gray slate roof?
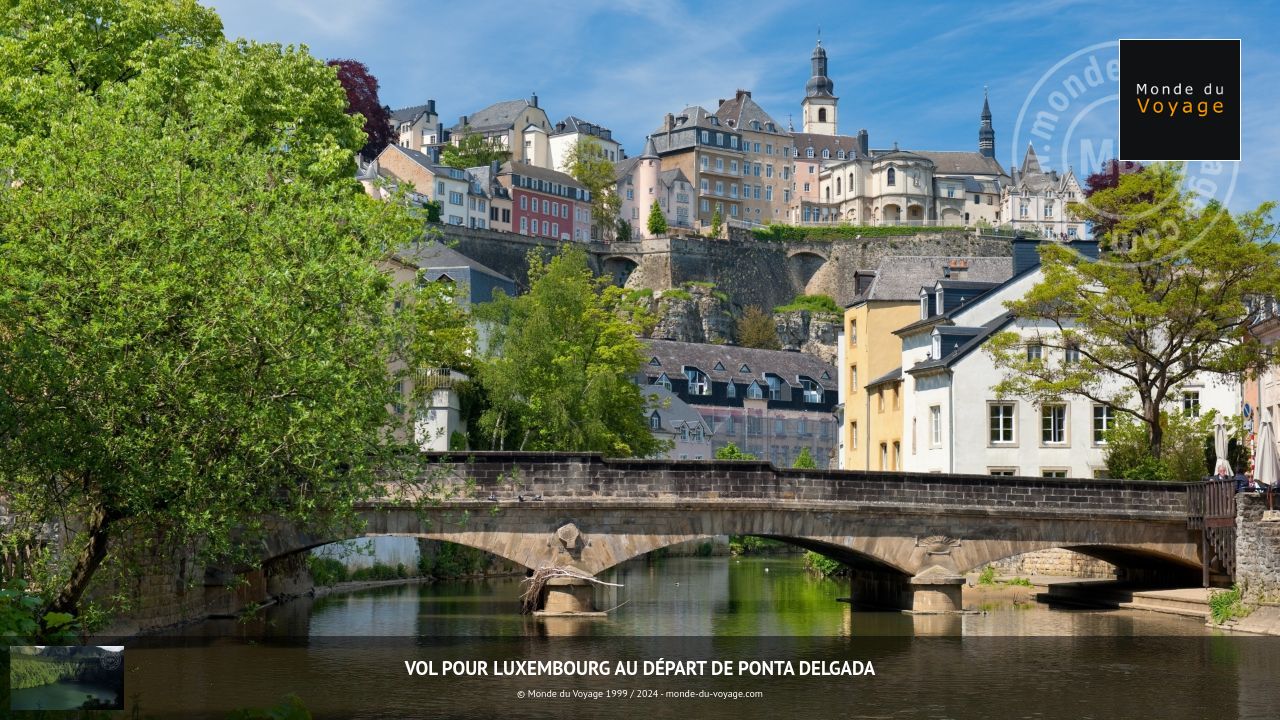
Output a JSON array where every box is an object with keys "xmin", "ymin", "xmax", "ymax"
[
  {"xmin": 914, "ymin": 150, "xmax": 1007, "ymax": 177},
  {"xmin": 714, "ymin": 92, "xmax": 787, "ymax": 136},
  {"xmin": 390, "ymin": 103, "xmax": 436, "ymax": 125},
  {"xmin": 860, "ymin": 256, "xmax": 1013, "ymax": 302},
  {"xmin": 641, "ymin": 339, "xmax": 836, "ymax": 386},
  {"xmin": 793, "ymin": 132, "xmax": 865, "ymax": 161},
  {"xmin": 502, "ymin": 160, "xmax": 587, "ymax": 191},
  {"xmin": 865, "ymin": 366, "xmax": 902, "ymax": 389},
  {"xmin": 451, "ymin": 99, "xmax": 534, "ymax": 134},
  {"xmin": 641, "ymin": 385, "xmax": 712, "ymax": 434},
  {"xmin": 907, "ymin": 313, "xmax": 1016, "ymax": 374},
  {"xmin": 393, "ymin": 241, "xmax": 514, "ymax": 284},
  {"xmin": 552, "ymin": 116, "xmax": 614, "ymax": 140}
]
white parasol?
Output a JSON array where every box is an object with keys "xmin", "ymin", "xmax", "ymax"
[
  {"xmin": 1255, "ymin": 421, "xmax": 1278, "ymax": 489},
  {"xmin": 1213, "ymin": 417, "xmax": 1233, "ymax": 477}
]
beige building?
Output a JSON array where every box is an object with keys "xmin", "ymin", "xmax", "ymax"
[
  {"xmin": 1003, "ymin": 145, "xmax": 1087, "ymax": 239},
  {"xmin": 714, "ymin": 89, "xmax": 795, "ymax": 226},
  {"xmin": 649, "ymin": 106, "xmax": 746, "ymax": 230},
  {"xmin": 448, "ymin": 95, "xmax": 553, "ymax": 170},
  {"xmin": 390, "ymin": 100, "xmax": 443, "ymax": 154},
  {"xmin": 615, "ymin": 137, "xmax": 694, "ymax": 237}
]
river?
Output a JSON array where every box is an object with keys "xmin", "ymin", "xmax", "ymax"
[{"xmin": 117, "ymin": 556, "xmax": 1280, "ymax": 719}]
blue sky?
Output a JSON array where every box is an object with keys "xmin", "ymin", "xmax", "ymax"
[{"xmin": 208, "ymin": 0, "xmax": 1278, "ymax": 212}]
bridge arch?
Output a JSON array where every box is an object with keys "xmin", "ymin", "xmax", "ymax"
[
  {"xmin": 601, "ymin": 255, "xmax": 640, "ymax": 286},
  {"xmin": 785, "ymin": 250, "xmax": 829, "ymax": 293}
]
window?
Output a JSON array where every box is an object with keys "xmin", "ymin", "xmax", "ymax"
[
  {"xmin": 731, "ymin": 160, "xmax": 738, "ymax": 173},
  {"xmin": 887, "ymin": 167, "xmax": 896, "ymax": 186},
  {"xmin": 655, "ymin": 373, "xmax": 672, "ymax": 391},
  {"xmin": 747, "ymin": 381, "xmax": 764, "ymax": 400},
  {"xmin": 1183, "ymin": 390, "xmax": 1200, "ymax": 417},
  {"xmin": 803, "ymin": 182, "xmax": 811, "ymax": 192},
  {"xmin": 542, "ymin": 200, "xmax": 550, "ymax": 214},
  {"xmin": 726, "ymin": 382, "xmax": 736, "ymax": 398},
  {"xmin": 822, "ymin": 148, "xmax": 830, "ymax": 159},
  {"xmin": 1026, "ymin": 343, "xmax": 1042, "ymax": 361},
  {"xmin": 879, "ymin": 443, "xmax": 888, "ymax": 470},
  {"xmin": 730, "ymin": 205, "xmax": 738, "ymax": 217},
  {"xmin": 520, "ymin": 217, "xmax": 528, "ymax": 233},
  {"xmin": 1045, "ymin": 201, "xmax": 1055, "ymax": 218},
  {"xmin": 1065, "ymin": 343, "xmax": 1081, "ymax": 364},
  {"xmin": 701, "ymin": 156, "xmax": 709, "ymax": 171},
  {"xmin": 990, "ymin": 403, "xmax": 1016, "ymax": 444},
  {"xmin": 715, "ymin": 181, "xmax": 724, "ymax": 195},
  {"xmin": 701, "ymin": 130, "xmax": 709, "ymax": 143},
  {"xmin": 946, "ymin": 185, "xmax": 955, "ymax": 198},
  {"xmin": 989, "ymin": 468, "xmax": 1017, "ymax": 476},
  {"xmin": 765, "ymin": 375, "xmax": 783, "ymax": 400},
  {"xmin": 892, "ymin": 441, "xmax": 901, "ymax": 470},
  {"xmin": 929, "ymin": 406, "xmax": 942, "ymax": 446},
  {"xmin": 806, "ymin": 147, "xmax": 815, "ymax": 158},
  {"xmin": 818, "ymin": 108, "xmax": 827, "ymax": 122},
  {"xmin": 774, "ymin": 419, "xmax": 786, "ymax": 436},
  {"xmin": 1041, "ymin": 404, "xmax": 1067, "ymax": 444},
  {"xmin": 650, "ymin": 412, "xmax": 661, "ymax": 430},
  {"xmin": 685, "ymin": 367, "xmax": 710, "ymax": 396},
  {"xmin": 1042, "ymin": 469, "xmax": 1068, "ymax": 478},
  {"xmin": 800, "ymin": 378, "xmax": 823, "ymax": 403},
  {"xmin": 851, "ymin": 421, "xmax": 858, "ymax": 449},
  {"xmin": 1093, "ymin": 404, "xmax": 1114, "ymax": 444},
  {"xmin": 541, "ymin": 220, "xmax": 549, "ymax": 235},
  {"xmin": 716, "ymin": 158, "xmax": 724, "ymax": 171},
  {"xmin": 701, "ymin": 199, "xmax": 709, "ymax": 212},
  {"xmin": 436, "ymin": 180, "xmax": 445, "ymax": 195}
]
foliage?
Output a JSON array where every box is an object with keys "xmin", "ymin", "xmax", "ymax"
[
  {"xmin": 349, "ymin": 563, "xmax": 408, "ymax": 582},
  {"xmin": 1083, "ymin": 159, "xmax": 1147, "ymax": 236},
  {"xmin": 403, "ymin": 274, "xmax": 478, "ymax": 379},
  {"xmin": 728, "ymin": 536, "xmax": 789, "ymax": 555},
  {"xmin": 473, "ymin": 247, "xmax": 663, "ymax": 456},
  {"xmin": 0, "ymin": 0, "xmax": 423, "ymax": 616},
  {"xmin": 327, "ymin": 59, "xmax": 392, "ymax": 162},
  {"xmin": 661, "ymin": 288, "xmax": 693, "ymax": 301},
  {"xmin": 987, "ymin": 165, "xmax": 1280, "ymax": 459},
  {"xmin": 647, "ymin": 200, "xmax": 668, "ymax": 236},
  {"xmin": 615, "ymin": 215, "xmax": 633, "ymax": 242},
  {"xmin": 226, "ymin": 694, "xmax": 313, "ymax": 720},
  {"xmin": 792, "ymin": 447, "xmax": 818, "ymax": 469},
  {"xmin": 422, "ymin": 199, "xmax": 443, "ymax": 223},
  {"xmin": 710, "ymin": 207, "xmax": 723, "ymax": 238},
  {"xmin": 803, "ymin": 551, "xmax": 846, "ymax": 577},
  {"xmin": 306, "ymin": 556, "xmax": 348, "ymax": 587},
  {"xmin": 736, "ymin": 306, "xmax": 780, "ymax": 350},
  {"xmin": 1005, "ymin": 576, "xmax": 1033, "ymax": 587},
  {"xmin": 774, "ymin": 294, "xmax": 841, "ymax": 315},
  {"xmin": 1103, "ymin": 412, "xmax": 1215, "ymax": 482},
  {"xmin": 440, "ymin": 125, "xmax": 510, "ymax": 169},
  {"xmin": 753, "ymin": 224, "xmax": 960, "ymax": 242},
  {"xmin": 715, "ymin": 443, "xmax": 756, "ymax": 460},
  {"xmin": 562, "ymin": 136, "xmax": 618, "ymax": 239},
  {"xmin": 418, "ymin": 542, "xmax": 490, "ymax": 579},
  {"xmin": 977, "ymin": 565, "xmax": 998, "ymax": 586},
  {"xmin": 1209, "ymin": 584, "xmax": 1252, "ymax": 624}
]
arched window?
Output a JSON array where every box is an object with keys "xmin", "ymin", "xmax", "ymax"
[
  {"xmin": 848, "ymin": 173, "xmax": 855, "ymax": 192},
  {"xmin": 799, "ymin": 377, "xmax": 824, "ymax": 404},
  {"xmin": 684, "ymin": 367, "xmax": 710, "ymax": 396},
  {"xmin": 887, "ymin": 167, "xmax": 896, "ymax": 186},
  {"xmin": 818, "ymin": 108, "xmax": 827, "ymax": 122},
  {"xmin": 835, "ymin": 176, "xmax": 841, "ymax": 195}
]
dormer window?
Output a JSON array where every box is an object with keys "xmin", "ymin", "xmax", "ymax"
[
  {"xmin": 822, "ymin": 149, "xmax": 830, "ymax": 159},
  {"xmin": 920, "ymin": 289, "xmax": 930, "ymax": 319},
  {"xmin": 800, "ymin": 377, "xmax": 824, "ymax": 404},
  {"xmin": 655, "ymin": 373, "xmax": 673, "ymax": 391},
  {"xmin": 935, "ymin": 288, "xmax": 944, "ymax": 313},
  {"xmin": 931, "ymin": 333, "xmax": 942, "ymax": 360},
  {"xmin": 806, "ymin": 148, "xmax": 815, "ymax": 159},
  {"xmin": 747, "ymin": 381, "xmax": 764, "ymax": 400},
  {"xmin": 684, "ymin": 367, "xmax": 711, "ymax": 396},
  {"xmin": 649, "ymin": 412, "xmax": 661, "ymax": 430}
]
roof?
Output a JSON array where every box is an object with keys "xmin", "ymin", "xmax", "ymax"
[
  {"xmin": 793, "ymin": 132, "xmax": 865, "ymax": 161},
  {"xmin": 651, "ymin": 105, "xmax": 731, "ymax": 136},
  {"xmin": 392, "ymin": 241, "xmax": 514, "ymax": 284},
  {"xmin": 641, "ymin": 385, "xmax": 711, "ymax": 434},
  {"xmin": 914, "ymin": 150, "xmax": 1006, "ymax": 177},
  {"xmin": 907, "ymin": 313, "xmax": 1016, "ymax": 374},
  {"xmin": 865, "ymin": 367, "xmax": 902, "ymax": 389},
  {"xmin": 641, "ymin": 339, "xmax": 836, "ymax": 386},
  {"xmin": 451, "ymin": 99, "xmax": 537, "ymax": 134},
  {"xmin": 934, "ymin": 279, "xmax": 1003, "ymax": 292},
  {"xmin": 659, "ymin": 168, "xmax": 690, "ymax": 186},
  {"xmin": 381, "ymin": 144, "xmax": 458, "ymax": 177},
  {"xmin": 501, "ymin": 160, "xmax": 587, "ymax": 191},
  {"xmin": 1009, "ymin": 145, "xmax": 1080, "ymax": 192},
  {"xmin": 390, "ymin": 103, "xmax": 436, "ymax": 125},
  {"xmin": 613, "ymin": 156, "xmax": 640, "ymax": 183},
  {"xmin": 551, "ymin": 116, "xmax": 615, "ymax": 141},
  {"xmin": 715, "ymin": 91, "xmax": 787, "ymax": 136},
  {"xmin": 859, "ymin": 256, "xmax": 1013, "ymax": 303}
]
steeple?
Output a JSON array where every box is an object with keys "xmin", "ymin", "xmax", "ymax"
[
  {"xmin": 978, "ymin": 86, "xmax": 995, "ymax": 159},
  {"xmin": 640, "ymin": 135, "xmax": 658, "ymax": 159},
  {"xmin": 801, "ymin": 37, "xmax": 838, "ymax": 135},
  {"xmin": 805, "ymin": 38, "xmax": 835, "ymax": 98}
]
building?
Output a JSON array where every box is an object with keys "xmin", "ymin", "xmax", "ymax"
[
  {"xmin": 792, "ymin": 131, "xmax": 866, "ymax": 222},
  {"xmin": 642, "ymin": 385, "xmax": 714, "ymax": 460},
  {"xmin": 839, "ymin": 255, "xmax": 1013, "ymax": 470},
  {"xmin": 367, "ymin": 144, "xmax": 483, "ymax": 227},
  {"xmin": 449, "ymin": 95, "xmax": 553, "ymax": 169},
  {"xmin": 395, "ymin": 240, "xmax": 516, "ymax": 308},
  {"xmin": 1003, "ymin": 145, "xmax": 1087, "ymax": 239},
  {"xmin": 648, "ymin": 106, "xmax": 746, "ymax": 229},
  {"xmin": 639, "ymin": 339, "xmax": 840, "ymax": 468},
  {"xmin": 1246, "ymin": 296, "xmax": 1280, "ymax": 447},
  {"xmin": 614, "ymin": 137, "xmax": 694, "ymax": 237},
  {"xmin": 714, "ymin": 89, "xmax": 796, "ymax": 226},
  {"xmin": 390, "ymin": 100, "xmax": 444, "ymax": 155},
  {"xmin": 801, "ymin": 40, "xmax": 838, "ymax": 136},
  {"xmin": 896, "ymin": 238, "xmax": 1239, "ymax": 477},
  {"xmin": 496, "ymin": 160, "xmax": 591, "ymax": 241},
  {"xmin": 468, "ymin": 162, "xmax": 513, "ymax": 232},
  {"xmin": 549, "ymin": 116, "xmax": 623, "ymax": 172}
]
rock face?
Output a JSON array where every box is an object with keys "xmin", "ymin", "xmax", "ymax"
[
  {"xmin": 648, "ymin": 285, "xmax": 734, "ymax": 345},
  {"xmin": 776, "ymin": 310, "xmax": 840, "ymax": 364}
]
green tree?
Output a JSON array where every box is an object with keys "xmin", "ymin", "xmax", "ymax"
[
  {"xmin": 562, "ymin": 136, "xmax": 619, "ymax": 240},
  {"xmin": 647, "ymin": 199, "xmax": 668, "ymax": 236},
  {"xmin": 792, "ymin": 447, "xmax": 817, "ymax": 469},
  {"xmin": 1102, "ymin": 411, "xmax": 1214, "ymax": 482},
  {"xmin": 715, "ymin": 443, "xmax": 756, "ymax": 460},
  {"xmin": 736, "ymin": 305, "xmax": 780, "ymax": 350},
  {"xmin": 710, "ymin": 206, "xmax": 723, "ymax": 238},
  {"xmin": 987, "ymin": 165, "xmax": 1280, "ymax": 459},
  {"xmin": 0, "ymin": 0, "xmax": 421, "ymax": 616},
  {"xmin": 440, "ymin": 125, "xmax": 510, "ymax": 169},
  {"xmin": 615, "ymin": 215, "xmax": 633, "ymax": 242},
  {"xmin": 474, "ymin": 247, "xmax": 662, "ymax": 456}
]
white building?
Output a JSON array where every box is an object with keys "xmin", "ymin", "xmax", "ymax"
[
  {"xmin": 615, "ymin": 137, "xmax": 695, "ymax": 237},
  {"xmin": 549, "ymin": 116, "xmax": 623, "ymax": 173},
  {"xmin": 1003, "ymin": 145, "xmax": 1087, "ymax": 239},
  {"xmin": 897, "ymin": 238, "xmax": 1239, "ymax": 478}
]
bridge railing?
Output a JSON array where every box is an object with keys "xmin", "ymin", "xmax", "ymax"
[{"xmin": 1187, "ymin": 479, "xmax": 1236, "ymax": 585}]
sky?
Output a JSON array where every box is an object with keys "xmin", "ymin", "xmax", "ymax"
[{"xmin": 207, "ymin": 0, "xmax": 1278, "ymax": 212}]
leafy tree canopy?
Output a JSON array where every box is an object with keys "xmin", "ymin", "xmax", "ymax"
[
  {"xmin": 328, "ymin": 58, "xmax": 393, "ymax": 161},
  {"xmin": 736, "ymin": 306, "xmax": 780, "ymax": 350},
  {"xmin": 715, "ymin": 443, "xmax": 756, "ymax": 460},
  {"xmin": 440, "ymin": 126, "xmax": 510, "ymax": 170},
  {"xmin": 647, "ymin": 199, "xmax": 668, "ymax": 236},
  {"xmin": 562, "ymin": 136, "xmax": 620, "ymax": 241}
]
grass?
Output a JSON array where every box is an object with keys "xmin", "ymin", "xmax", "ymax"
[
  {"xmin": 1209, "ymin": 584, "xmax": 1253, "ymax": 624},
  {"xmin": 661, "ymin": 288, "xmax": 693, "ymax": 301},
  {"xmin": 774, "ymin": 293, "xmax": 841, "ymax": 314},
  {"xmin": 977, "ymin": 565, "xmax": 998, "ymax": 586}
]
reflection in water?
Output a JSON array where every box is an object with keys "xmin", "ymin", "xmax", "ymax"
[{"xmin": 121, "ymin": 556, "xmax": 1280, "ymax": 719}]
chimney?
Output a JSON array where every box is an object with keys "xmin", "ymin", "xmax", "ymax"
[
  {"xmin": 665, "ymin": 113, "xmax": 675, "ymax": 131},
  {"xmin": 1068, "ymin": 238, "xmax": 1100, "ymax": 261},
  {"xmin": 857, "ymin": 129, "xmax": 869, "ymax": 155},
  {"xmin": 737, "ymin": 89, "xmax": 751, "ymax": 99},
  {"xmin": 1011, "ymin": 234, "xmax": 1044, "ymax": 275},
  {"xmin": 947, "ymin": 259, "xmax": 969, "ymax": 278},
  {"xmin": 459, "ymin": 115, "xmax": 468, "ymax": 127},
  {"xmin": 427, "ymin": 99, "xmax": 436, "ymax": 115},
  {"xmin": 530, "ymin": 92, "xmax": 538, "ymax": 108}
]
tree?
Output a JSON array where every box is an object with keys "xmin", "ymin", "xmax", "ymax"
[
  {"xmin": 710, "ymin": 206, "xmax": 723, "ymax": 238},
  {"xmin": 1083, "ymin": 159, "xmax": 1146, "ymax": 237},
  {"xmin": 647, "ymin": 199, "xmax": 668, "ymax": 236},
  {"xmin": 615, "ymin": 215, "xmax": 633, "ymax": 242},
  {"xmin": 473, "ymin": 247, "xmax": 662, "ymax": 456},
  {"xmin": 715, "ymin": 443, "xmax": 756, "ymax": 460},
  {"xmin": 0, "ymin": 0, "xmax": 421, "ymax": 616},
  {"xmin": 327, "ymin": 59, "xmax": 392, "ymax": 162},
  {"xmin": 440, "ymin": 126, "xmax": 510, "ymax": 169},
  {"xmin": 987, "ymin": 164, "xmax": 1280, "ymax": 460},
  {"xmin": 562, "ymin": 136, "xmax": 619, "ymax": 239},
  {"xmin": 792, "ymin": 447, "xmax": 818, "ymax": 469},
  {"xmin": 736, "ymin": 306, "xmax": 780, "ymax": 350}
]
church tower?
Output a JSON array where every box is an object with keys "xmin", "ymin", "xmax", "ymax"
[
  {"xmin": 978, "ymin": 87, "xmax": 995, "ymax": 159},
  {"xmin": 801, "ymin": 40, "xmax": 838, "ymax": 135}
]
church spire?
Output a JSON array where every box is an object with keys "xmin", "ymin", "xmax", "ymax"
[{"xmin": 978, "ymin": 85, "xmax": 995, "ymax": 159}]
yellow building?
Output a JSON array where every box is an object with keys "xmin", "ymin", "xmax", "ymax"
[{"xmin": 839, "ymin": 256, "xmax": 1012, "ymax": 470}]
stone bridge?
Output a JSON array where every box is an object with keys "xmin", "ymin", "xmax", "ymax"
[{"xmin": 268, "ymin": 453, "xmax": 1202, "ymax": 614}]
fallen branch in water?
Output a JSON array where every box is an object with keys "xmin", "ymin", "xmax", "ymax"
[{"xmin": 519, "ymin": 566, "xmax": 623, "ymax": 614}]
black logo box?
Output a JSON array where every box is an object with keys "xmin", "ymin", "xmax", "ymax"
[{"xmin": 1119, "ymin": 39, "xmax": 1240, "ymax": 161}]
